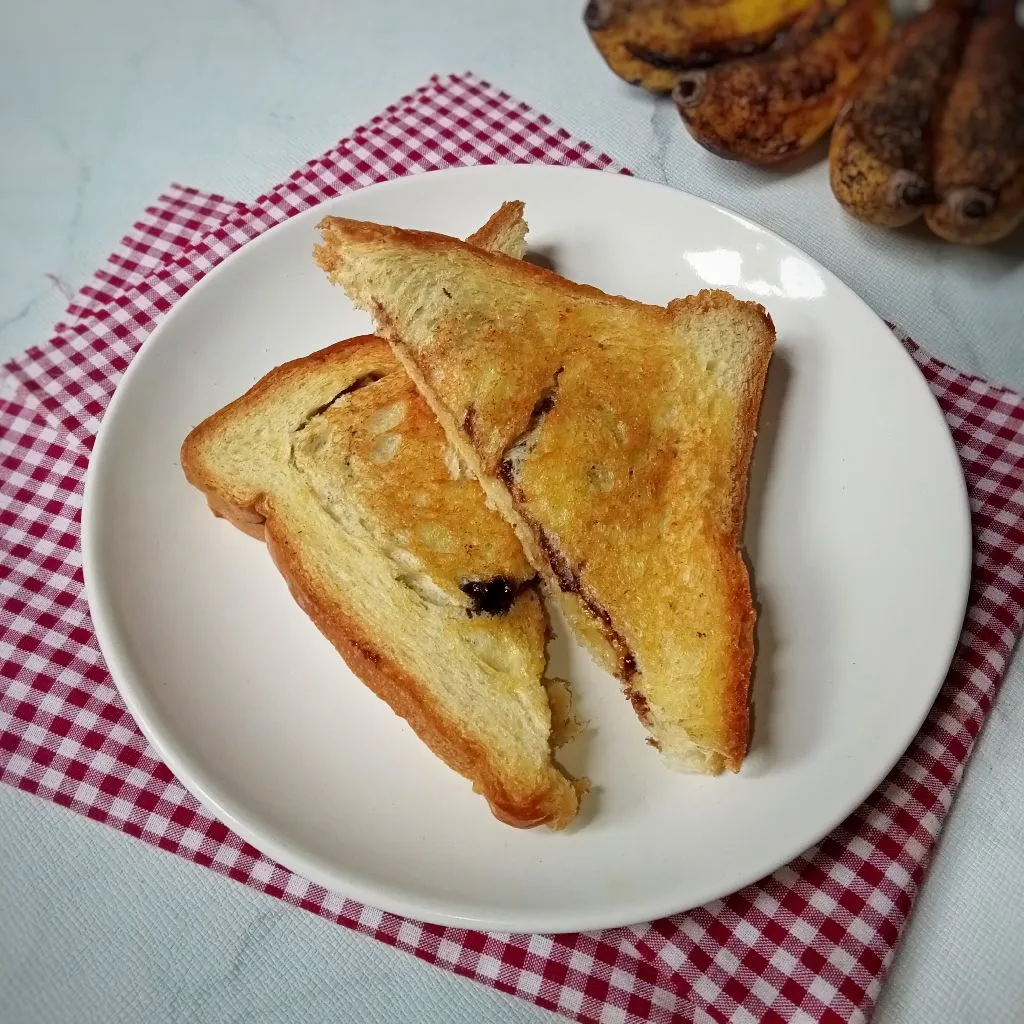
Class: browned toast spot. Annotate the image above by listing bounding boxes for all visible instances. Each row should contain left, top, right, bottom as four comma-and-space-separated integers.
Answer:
493, 368, 642, 685
461, 404, 477, 442
294, 370, 387, 432
497, 368, 563, 486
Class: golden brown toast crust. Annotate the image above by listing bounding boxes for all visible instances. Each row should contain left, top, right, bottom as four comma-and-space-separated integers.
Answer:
315, 217, 775, 774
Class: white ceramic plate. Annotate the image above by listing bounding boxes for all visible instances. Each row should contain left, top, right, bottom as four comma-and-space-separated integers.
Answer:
82, 165, 970, 933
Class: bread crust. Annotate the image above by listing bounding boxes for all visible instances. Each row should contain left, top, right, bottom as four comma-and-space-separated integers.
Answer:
666, 290, 774, 771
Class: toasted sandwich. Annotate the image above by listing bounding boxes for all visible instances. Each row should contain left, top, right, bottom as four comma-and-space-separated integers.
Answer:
315, 214, 774, 773
182, 204, 583, 828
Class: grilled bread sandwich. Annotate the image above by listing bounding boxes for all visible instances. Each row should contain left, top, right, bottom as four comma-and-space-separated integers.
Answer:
315, 215, 774, 774
182, 204, 583, 829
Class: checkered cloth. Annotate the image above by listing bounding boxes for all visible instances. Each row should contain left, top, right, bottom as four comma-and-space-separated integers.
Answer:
2, 73, 1023, 1024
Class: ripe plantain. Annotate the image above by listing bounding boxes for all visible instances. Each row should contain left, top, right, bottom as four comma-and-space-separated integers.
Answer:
828, 1, 972, 228
672, 0, 892, 166
583, 0, 818, 94
925, 1, 1024, 245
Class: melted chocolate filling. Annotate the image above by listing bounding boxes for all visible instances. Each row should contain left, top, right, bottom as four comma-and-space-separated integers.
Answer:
460, 575, 537, 617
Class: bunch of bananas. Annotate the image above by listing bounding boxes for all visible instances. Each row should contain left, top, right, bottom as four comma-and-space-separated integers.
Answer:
584, 0, 1024, 244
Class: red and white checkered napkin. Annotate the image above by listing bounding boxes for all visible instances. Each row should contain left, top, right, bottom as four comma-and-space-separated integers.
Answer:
2, 73, 1023, 1024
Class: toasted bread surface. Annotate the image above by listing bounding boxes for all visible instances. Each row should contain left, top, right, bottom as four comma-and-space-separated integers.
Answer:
182, 206, 581, 829
315, 217, 775, 774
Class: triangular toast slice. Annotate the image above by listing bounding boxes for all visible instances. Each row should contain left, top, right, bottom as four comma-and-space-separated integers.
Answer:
182, 204, 582, 829
315, 215, 775, 774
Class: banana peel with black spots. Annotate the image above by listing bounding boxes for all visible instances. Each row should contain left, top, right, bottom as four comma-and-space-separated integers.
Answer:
671, 0, 892, 166
583, 0, 818, 94
828, 1, 972, 228
924, 1, 1024, 245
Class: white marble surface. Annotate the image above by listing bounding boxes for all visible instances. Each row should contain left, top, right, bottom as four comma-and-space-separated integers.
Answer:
1, 2, 1023, 1022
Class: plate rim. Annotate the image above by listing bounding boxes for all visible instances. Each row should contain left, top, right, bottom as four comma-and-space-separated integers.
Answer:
81, 163, 973, 932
